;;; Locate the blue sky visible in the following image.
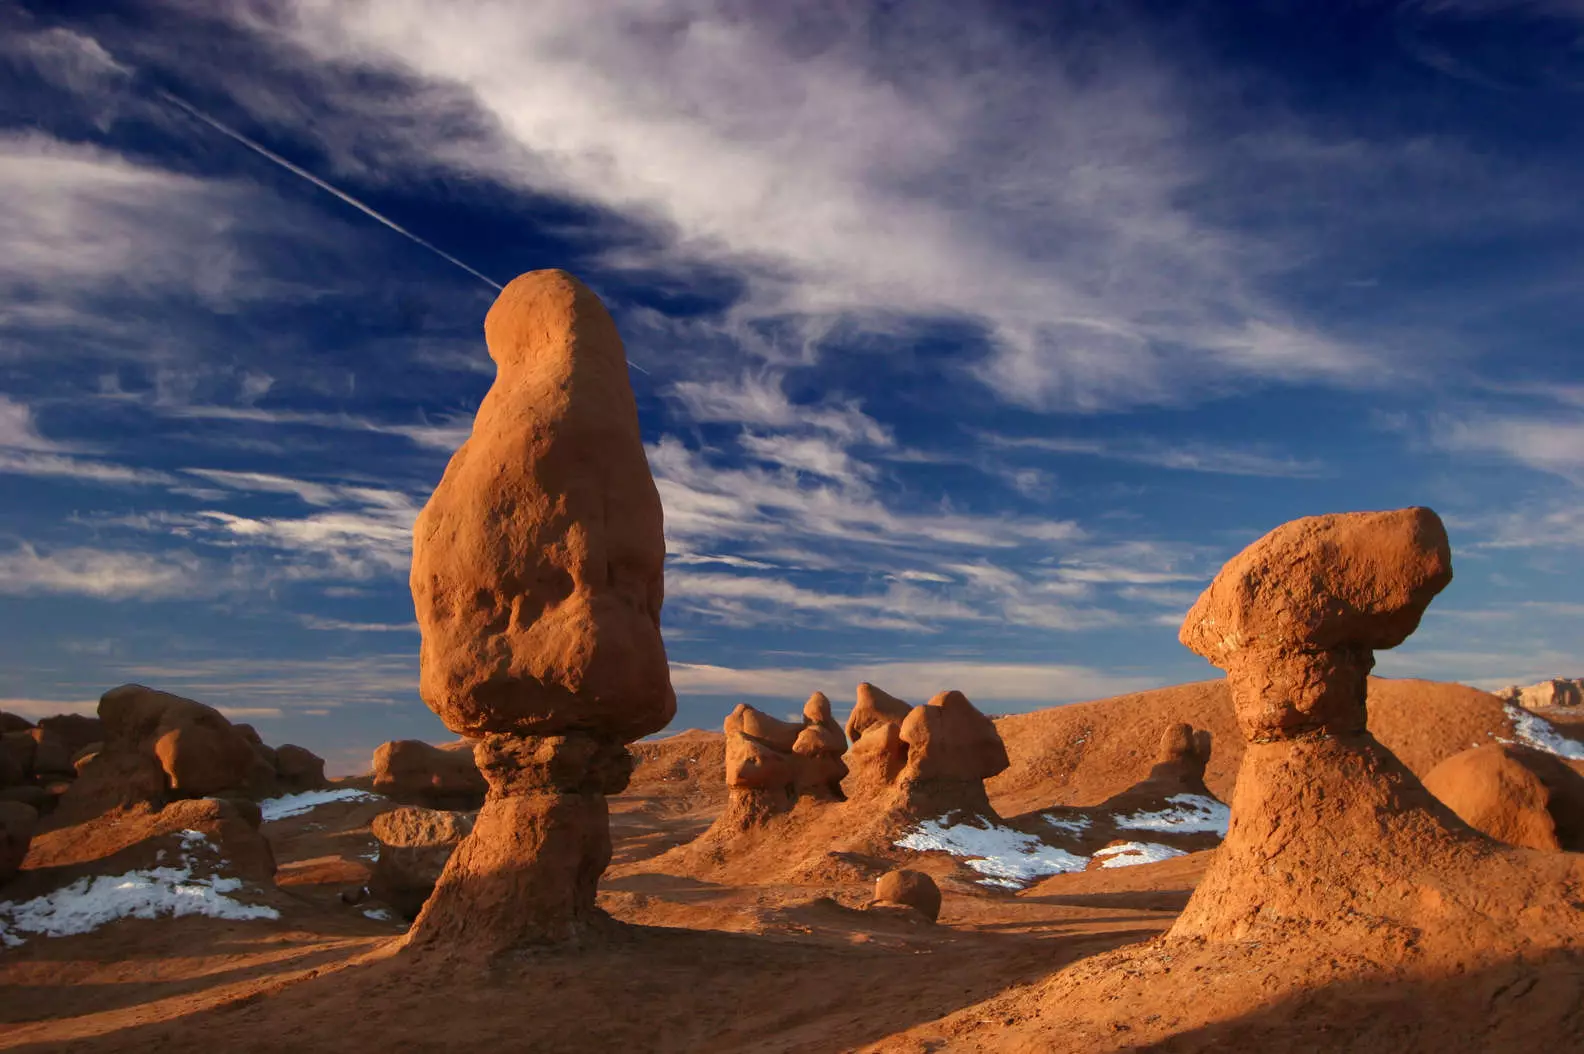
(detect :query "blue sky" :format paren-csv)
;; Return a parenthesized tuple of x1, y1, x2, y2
(1, 0, 1581, 773)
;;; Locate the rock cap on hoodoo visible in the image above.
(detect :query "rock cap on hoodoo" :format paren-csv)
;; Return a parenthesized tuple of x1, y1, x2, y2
(410, 268, 675, 744)
(1180, 506, 1452, 660)
(899, 690, 1009, 783)
(847, 682, 912, 744)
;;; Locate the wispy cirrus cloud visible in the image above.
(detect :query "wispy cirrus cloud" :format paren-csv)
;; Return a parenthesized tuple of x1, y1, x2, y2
(225, 0, 1386, 412)
(979, 432, 1330, 479)
(0, 544, 205, 599)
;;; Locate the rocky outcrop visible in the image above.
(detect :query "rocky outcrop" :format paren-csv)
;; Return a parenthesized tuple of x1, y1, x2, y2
(1497, 677, 1583, 710)
(720, 696, 849, 827)
(404, 270, 675, 956)
(1423, 744, 1584, 851)
(56, 685, 258, 821)
(871, 868, 941, 922)
(370, 806, 475, 919)
(842, 686, 1010, 820)
(371, 740, 487, 809)
(0, 800, 38, 886)
(844, 685, 912, 797)
(36, 714, 103, 758)
(274, 744, 329, 792)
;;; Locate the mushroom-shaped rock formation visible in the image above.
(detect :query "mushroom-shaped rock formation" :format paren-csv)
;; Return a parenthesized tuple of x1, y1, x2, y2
(1170, 506, 1584, 953)
(405, 270, 674, 956)
(1422, 744, 1584, 852)
(871, 868, 941, 922)
(893, 690, 1010, 816)
(890, 509, 1584, 1051)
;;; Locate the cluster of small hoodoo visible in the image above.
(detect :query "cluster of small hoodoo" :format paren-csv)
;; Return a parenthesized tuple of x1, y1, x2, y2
(403, 270, 675, 955)
(844, 684, 1010, 819)
(722, 693, 848, 825)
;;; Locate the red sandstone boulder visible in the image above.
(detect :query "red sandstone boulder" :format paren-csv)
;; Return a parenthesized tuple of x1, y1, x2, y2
(370, 806, 476, 919)
(371, 739, 487, 809)
(872, 868, 941, 922)
(0, 800, 38, 886)
(1180, 507, 1453, 741)
(1422, 744, 1584, 851)
(846, 682, 912, 744)
(56, 685, 259, 820)
(36, 714, 104, 757)
(899, 691, 1010, 783)
(274, 744, 328, 792)
(410, 269, 675, 743)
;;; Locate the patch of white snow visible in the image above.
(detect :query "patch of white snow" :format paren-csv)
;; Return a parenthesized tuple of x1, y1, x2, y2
(0, 830, 278, 946)
(896, 817, 1088, 887)
(1115, 794, 1231, 835)
(1092, 842, 1189, 869)
(1504, 704, 1584, 761)
(259, 788, 383, 822)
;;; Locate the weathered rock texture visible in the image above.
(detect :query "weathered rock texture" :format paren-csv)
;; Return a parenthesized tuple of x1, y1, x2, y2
(371, 740, 487, 809)
(720, 696, 849, 828)
(871, 868, 941, 922)
(1180, 507, 1453, 743)
(841, 686, 1010, 819)
(370, 806, 476, 919)
(407, 733, 632, 952)
(409, 269, 673, 742)
(56, 685, 258, 822)
(1498, 677, 1584, 710)
(404, 270, 674, 955)
(0, 800, 38, 885)
(1423, 743, 1584, 852)
(1170, 506, 1584, 954)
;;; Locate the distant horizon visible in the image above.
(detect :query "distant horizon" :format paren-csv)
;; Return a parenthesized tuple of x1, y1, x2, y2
(2, 1, 1581, 780)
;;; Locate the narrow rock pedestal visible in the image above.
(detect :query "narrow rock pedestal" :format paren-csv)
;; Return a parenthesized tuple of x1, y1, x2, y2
(406, 733, 632, 954)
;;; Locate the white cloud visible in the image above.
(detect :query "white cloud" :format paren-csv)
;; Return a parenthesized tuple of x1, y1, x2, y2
(0, 395, 177, 486)
(0, 133, 253, 311)
(300, 616, 417, 633)
(245, 0, 1370, 411)
(0, 544, 203, 599)
(3, 25, 130, 97)
(980, 432, 1329, 479)
(1433, 412, 1584, 482)
(0, 697, 99, 718)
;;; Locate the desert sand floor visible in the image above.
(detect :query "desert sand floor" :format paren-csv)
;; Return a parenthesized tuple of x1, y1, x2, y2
(0, 779, 1203, 1053)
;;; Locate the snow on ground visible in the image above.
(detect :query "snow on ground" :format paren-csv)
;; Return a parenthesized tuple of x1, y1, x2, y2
(1504, 705, 1584, 761)
(1092, 842, 1189, 869)
(0, 830, 278, 948)
(1041, 814, 1093, 835)
(1115, 794, 1231, 836)
(259, 788, 384, 822)
(896, 817, 1088, 888)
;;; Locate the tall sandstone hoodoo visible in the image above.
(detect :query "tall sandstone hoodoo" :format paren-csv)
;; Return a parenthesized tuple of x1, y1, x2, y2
(1170, 506, 1584, 952)
(406, 270, 675, 955)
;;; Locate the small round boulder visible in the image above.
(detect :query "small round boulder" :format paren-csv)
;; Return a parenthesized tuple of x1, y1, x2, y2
(874, 868, 941, 922)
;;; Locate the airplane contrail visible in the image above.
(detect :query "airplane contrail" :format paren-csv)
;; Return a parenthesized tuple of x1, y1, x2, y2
(158, 89, 652, 376)
(157, 89, 503, 291)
